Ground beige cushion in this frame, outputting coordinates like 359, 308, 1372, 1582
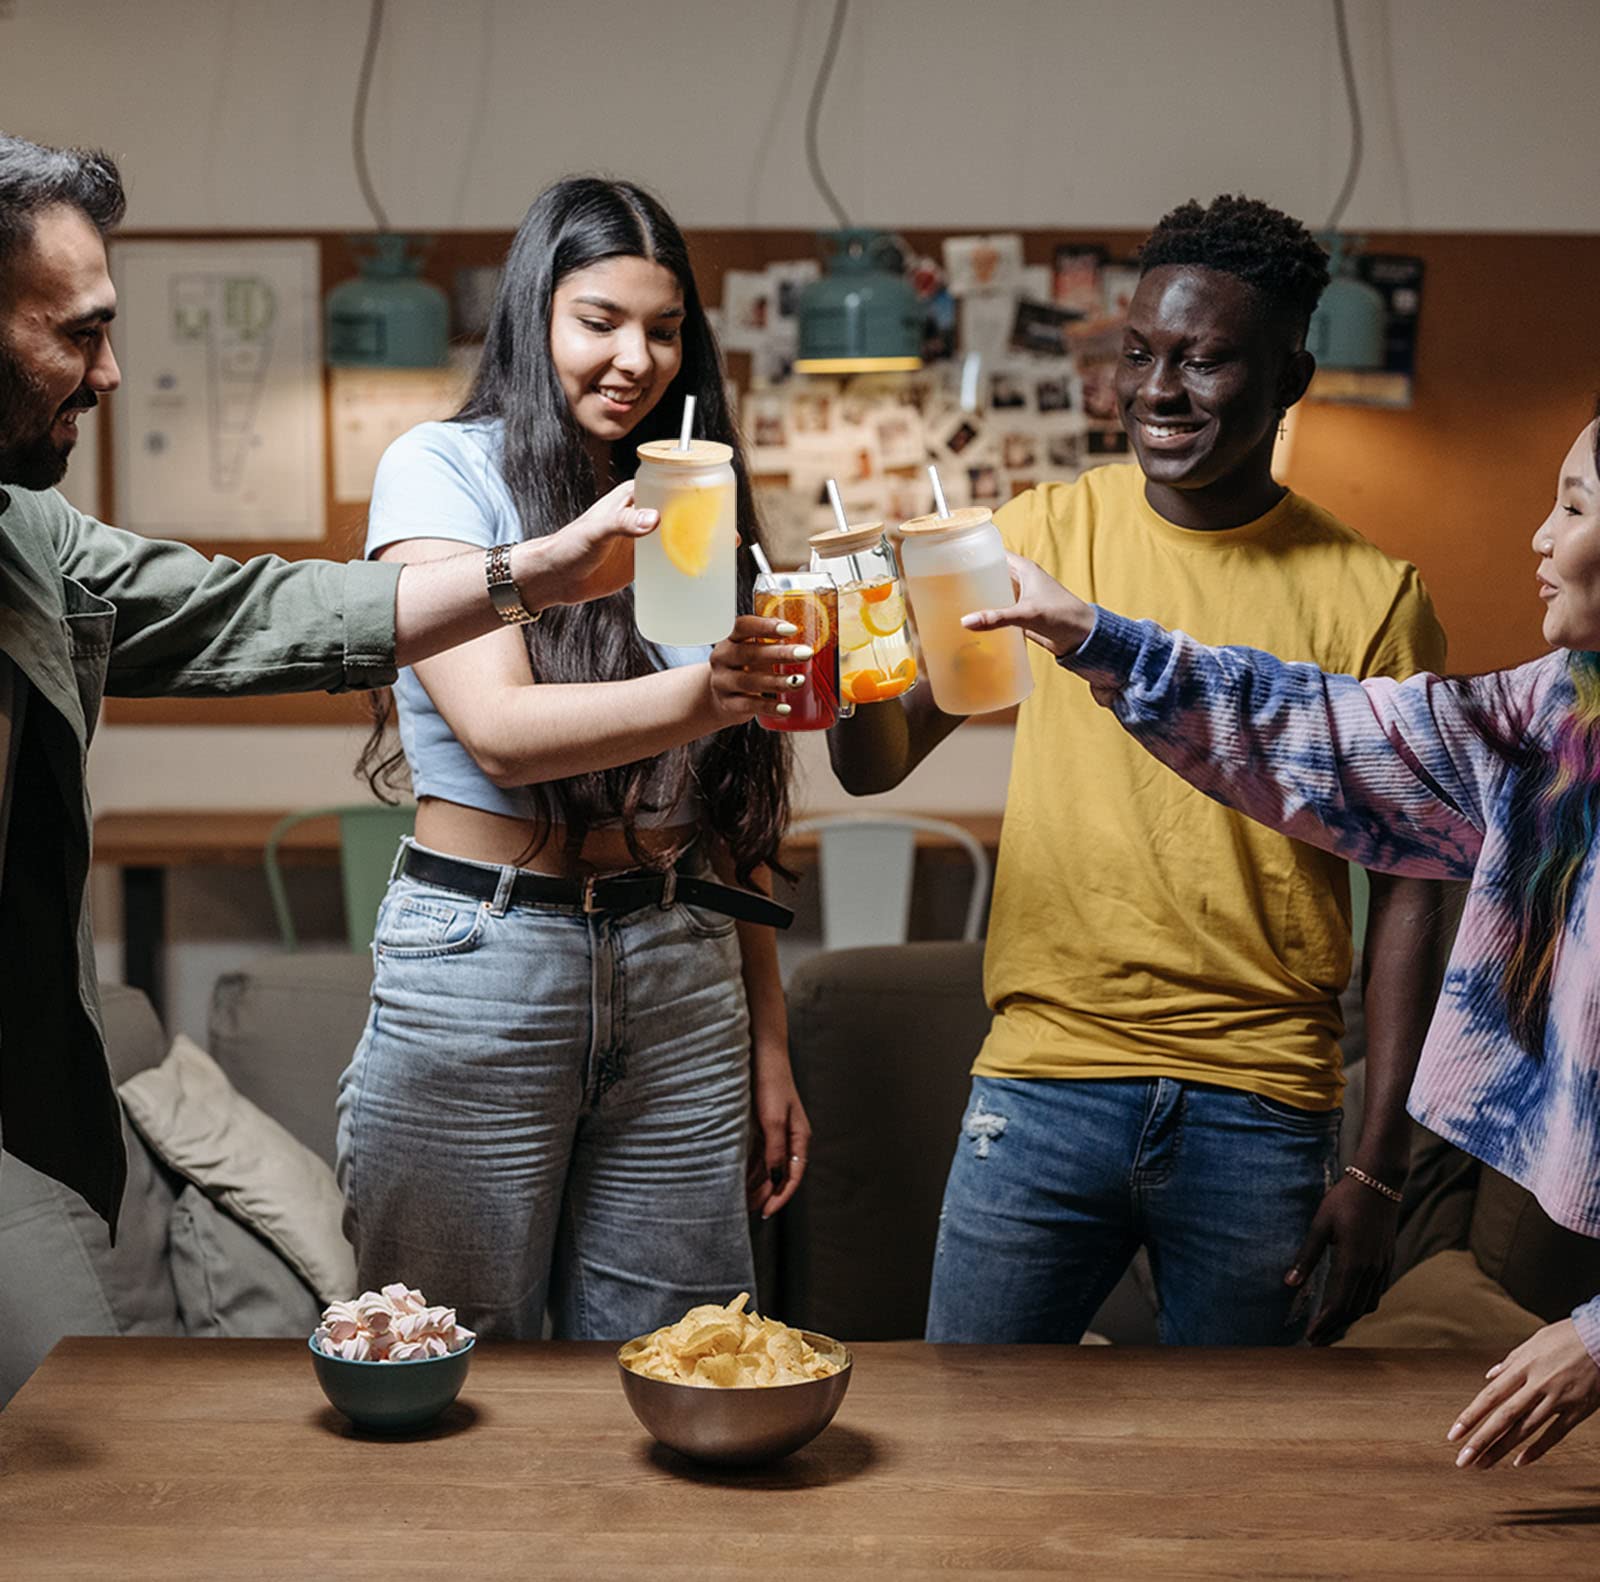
120, 1036, 355, 1304
1337, 1250, 1543, 1350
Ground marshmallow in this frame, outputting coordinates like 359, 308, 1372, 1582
314, 1285, 473, 1362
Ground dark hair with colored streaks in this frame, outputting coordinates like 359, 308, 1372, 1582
1469, 405, 1600, 1050
358, 177, 790, 884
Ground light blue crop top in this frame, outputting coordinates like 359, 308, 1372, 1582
365, 419, 712, 823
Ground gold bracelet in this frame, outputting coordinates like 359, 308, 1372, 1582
1344, 1164, 1404, 1203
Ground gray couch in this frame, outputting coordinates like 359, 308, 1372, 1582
0, 958, 374, 1406
5, 944, 1595, 1407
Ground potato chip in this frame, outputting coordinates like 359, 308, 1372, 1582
620, 1293, 843, 1389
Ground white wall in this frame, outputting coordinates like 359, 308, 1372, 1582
4, 0, 1599, 234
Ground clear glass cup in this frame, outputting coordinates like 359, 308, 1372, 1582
753, 570, 845, 732
633, 439, 737, 646
895, 507, 1033, 715
808, 522, 919, 708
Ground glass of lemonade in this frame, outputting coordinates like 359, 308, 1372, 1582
753, 570, 842, 732
808, 521, 919, 708
633, 439, 736, 646
895, 506, 1033, 715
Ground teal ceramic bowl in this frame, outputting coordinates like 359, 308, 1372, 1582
309, 1336, 474, 1431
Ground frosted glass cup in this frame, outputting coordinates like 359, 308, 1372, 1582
896, 507, 1033, 715
633, 439, 737, 646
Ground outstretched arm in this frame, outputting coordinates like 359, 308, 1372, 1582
961, 554, 1513, 882
392, 478, 657, 666
827, 675, 967, 795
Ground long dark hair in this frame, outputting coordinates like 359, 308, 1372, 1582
1468, 408, 1600, 1051
361, 177, 790, 884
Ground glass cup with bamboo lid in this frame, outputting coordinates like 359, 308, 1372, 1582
895, 506, 1033, 715
807, 521, 918, 708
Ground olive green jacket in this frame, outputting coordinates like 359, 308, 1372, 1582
0, 484, 400, 1236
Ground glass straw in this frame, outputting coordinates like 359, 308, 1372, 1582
677, 394, 696, 451
825, 478, 849, 534
928, 464, 951, 518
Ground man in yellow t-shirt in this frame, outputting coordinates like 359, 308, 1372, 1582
829, 195, 1448, 1346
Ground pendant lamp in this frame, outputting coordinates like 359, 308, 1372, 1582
1307, 234, 1386, 372
327, 0, 449, 368
326, 233, 449, 368
794, 230, 923, 374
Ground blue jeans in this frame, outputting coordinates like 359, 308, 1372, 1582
925, 1076, 1340, 1344
336, 842, 754, 1342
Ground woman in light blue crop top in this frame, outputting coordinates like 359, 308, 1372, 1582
337, 178, 813, 1343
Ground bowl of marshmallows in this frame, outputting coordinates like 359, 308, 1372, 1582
309, 1283, 476, 1431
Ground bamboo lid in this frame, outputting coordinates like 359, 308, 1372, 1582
636, 439, 734, 466
808, 522, 888, 556
896, 506, 994, 536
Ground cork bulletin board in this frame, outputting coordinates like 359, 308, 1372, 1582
99, 226, 1600, 726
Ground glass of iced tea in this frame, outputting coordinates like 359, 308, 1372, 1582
753, 570, 843, 732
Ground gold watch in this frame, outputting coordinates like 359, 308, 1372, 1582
485, 542, 539, 625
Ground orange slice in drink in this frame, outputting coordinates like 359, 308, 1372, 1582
860, 588, 906, 637
758, 590, 833, 651
860, 580, 895, 603
876, 655, 917, 698
844, 666, 886, 704
658, 488, 722, 578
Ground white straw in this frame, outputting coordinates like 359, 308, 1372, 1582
749, 542, 773, 578
928, 464, 951, 519
677, 394, 696, 451
825, 478, 849, 534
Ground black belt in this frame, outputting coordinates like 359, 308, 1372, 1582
399, 845, 793, 930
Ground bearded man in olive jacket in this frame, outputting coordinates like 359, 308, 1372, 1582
0, 133, 653, 1233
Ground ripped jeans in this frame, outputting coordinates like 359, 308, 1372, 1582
925, 1076, 1339, 1344
336, 846, 755, 1342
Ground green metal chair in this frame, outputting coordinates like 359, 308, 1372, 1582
263, 804, 415, 952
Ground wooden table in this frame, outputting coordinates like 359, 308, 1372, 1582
5, 1339, 1596, 1577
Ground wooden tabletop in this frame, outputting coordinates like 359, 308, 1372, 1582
4, 1338, 1596, 1578
90, 810, 1007, 868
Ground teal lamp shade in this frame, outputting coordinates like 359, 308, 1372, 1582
1308, 235, 1386, 371
795, 230, 923, 374
326, 233, 449, 368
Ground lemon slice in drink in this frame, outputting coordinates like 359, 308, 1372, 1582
838, 591, 873, 652
659, 488, 722, 578
860, 589, 905, 637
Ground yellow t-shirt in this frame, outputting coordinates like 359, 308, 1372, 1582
978, 465, 1447, 1109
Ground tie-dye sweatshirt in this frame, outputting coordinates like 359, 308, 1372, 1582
1062, 608, 1600, 1363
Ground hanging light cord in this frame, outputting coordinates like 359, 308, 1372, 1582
804, 0, 853, 229
1325, 0, 1364, 232
352, 0, 391, 232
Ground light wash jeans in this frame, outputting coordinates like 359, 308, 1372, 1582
336, 841, 754, 1341
926, 1075, 1340, 1344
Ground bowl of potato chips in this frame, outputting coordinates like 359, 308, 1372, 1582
617, 1293, 852, 1466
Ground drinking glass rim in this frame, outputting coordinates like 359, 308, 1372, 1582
755, 570, 837, 593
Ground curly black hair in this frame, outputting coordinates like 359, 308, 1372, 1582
1137, 195, 1330, 338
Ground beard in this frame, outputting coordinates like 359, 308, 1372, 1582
0, 335, 93, 492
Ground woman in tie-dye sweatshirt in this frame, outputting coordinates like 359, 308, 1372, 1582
963, 416, 1600, 1471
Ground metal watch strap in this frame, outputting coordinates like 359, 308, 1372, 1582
485, 542, 539, 625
